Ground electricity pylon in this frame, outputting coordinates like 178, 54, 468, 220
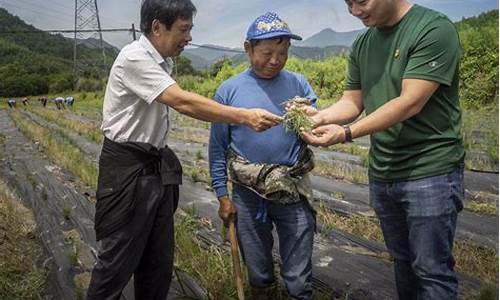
73, 0, 106, 82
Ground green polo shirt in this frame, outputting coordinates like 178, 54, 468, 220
346, 5, 465, 181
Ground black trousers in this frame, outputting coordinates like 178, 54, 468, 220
87, 174, 178, 300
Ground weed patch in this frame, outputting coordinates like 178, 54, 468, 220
0, 181, 47, 299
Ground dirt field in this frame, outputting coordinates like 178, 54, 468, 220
0, 103, 497, 299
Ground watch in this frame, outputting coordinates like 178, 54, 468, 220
343, 125, 353, 143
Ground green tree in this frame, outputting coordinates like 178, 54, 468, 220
175, 56, 199, 76
210, 57, 233, 77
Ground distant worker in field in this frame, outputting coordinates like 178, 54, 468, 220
86, 0, 282, 299
38, 96, 48, 107
7, 98, 16, 108
65, 96, 75, 107
21, 97, 30, 106
209, 12, 316, 300
54, 96, 65, 110
299, 0, 464, 299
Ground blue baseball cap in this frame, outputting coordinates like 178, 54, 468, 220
246, 12, 302, 41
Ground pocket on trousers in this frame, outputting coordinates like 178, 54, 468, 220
95, 182, 137, 241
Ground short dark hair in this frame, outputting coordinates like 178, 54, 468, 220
249, 37, 288, 48
140, 0, 197, 34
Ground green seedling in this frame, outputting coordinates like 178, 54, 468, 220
282, 96, 314, 135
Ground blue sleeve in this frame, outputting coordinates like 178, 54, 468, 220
209, 88, 231, 198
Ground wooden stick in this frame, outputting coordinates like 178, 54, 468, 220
229, 220, 245, 300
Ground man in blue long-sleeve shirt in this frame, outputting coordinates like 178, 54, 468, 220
209, 12, 317, 300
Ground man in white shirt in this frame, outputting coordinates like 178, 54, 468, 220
86, 0, 282, 299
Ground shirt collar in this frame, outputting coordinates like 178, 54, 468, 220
139, 35, 174, 73
139, 35, 165, 65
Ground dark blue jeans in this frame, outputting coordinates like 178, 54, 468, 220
370, 164, 464, 300
232, 185, 315, 300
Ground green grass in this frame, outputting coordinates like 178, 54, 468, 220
28, 106, 103, 144
316, 201, 499, 286
476, 283, 499, 300
317, 201, 384, 242
175, 208, 333, 299
61, 205, 72, 221
184, 165, 210, 184
462, 106, 499, 171
328, 143, 369, 167
26, 172, 38, 190
9, 110, 98, 189
313, 160, 369, 184
283, 106, 314, 135
464, 201, 498, 216
174, 209, 245, 299
0, 181, 47, 299
195, 150, 204, 161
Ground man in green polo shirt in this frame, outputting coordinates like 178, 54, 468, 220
300, 0, 464, 299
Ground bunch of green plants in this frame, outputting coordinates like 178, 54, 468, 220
457, 10, 498, 109
282, 96, 314, 135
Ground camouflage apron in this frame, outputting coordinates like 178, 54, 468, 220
227, 146, 314, 204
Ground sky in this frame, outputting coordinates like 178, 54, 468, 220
0, 0, 498, 49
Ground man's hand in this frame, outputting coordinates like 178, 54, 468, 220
244, 108, 282, 132
285, 102, 318, 116
301, 124, 346, 147
218, 195, 237, 228
285, 101, 322, 128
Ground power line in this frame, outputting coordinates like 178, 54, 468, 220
0, 28, 295, 57
0, 28, 137, 34
187, 42, 244, 54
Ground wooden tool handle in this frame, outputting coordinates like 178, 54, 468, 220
229, 220, 245, 300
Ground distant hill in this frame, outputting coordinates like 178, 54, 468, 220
182, 52, 212, 70
182, 45, 243, 70
298, 28, 365, 48
182, 43, 350, 70
183, 44, 242, 62
77, 38, 120, 54
290, 45, 349, 60
0, 7, 117, 96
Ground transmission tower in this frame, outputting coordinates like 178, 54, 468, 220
73, 0, 106, 82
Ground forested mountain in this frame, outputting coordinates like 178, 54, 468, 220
183, 44, 349, 71
0, 7, 497, 101
297, 28, 365, 48
0, 8, 117, 97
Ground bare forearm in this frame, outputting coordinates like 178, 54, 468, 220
349, 79, 438, 139
313, 90, 364, 126
158, 85, 248, 125
316, 98, 362, 126
350, 95, 423, 139
173, 90, 247, 124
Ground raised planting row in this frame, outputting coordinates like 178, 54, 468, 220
8, 107, 498, 298
1, 110, 206, 300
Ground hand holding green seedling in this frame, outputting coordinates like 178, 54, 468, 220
283, 96, 316, 135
